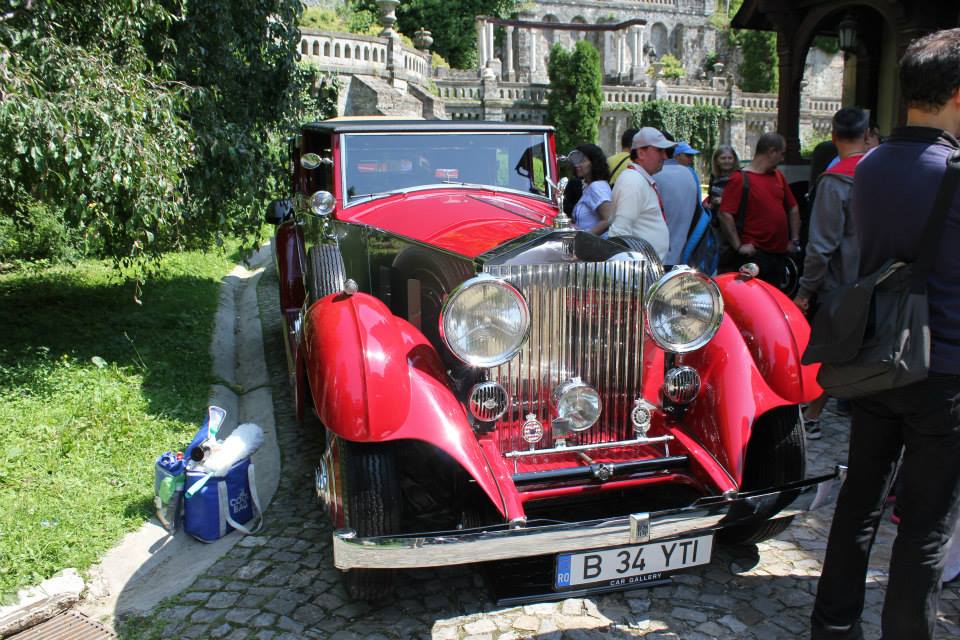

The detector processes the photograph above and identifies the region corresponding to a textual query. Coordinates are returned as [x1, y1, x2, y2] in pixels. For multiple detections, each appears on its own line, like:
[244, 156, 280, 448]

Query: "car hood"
[337, 189, 557, 258]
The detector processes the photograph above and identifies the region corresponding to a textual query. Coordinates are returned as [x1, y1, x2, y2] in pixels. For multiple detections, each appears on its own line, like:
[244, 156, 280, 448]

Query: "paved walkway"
[117, 259, 960, 640]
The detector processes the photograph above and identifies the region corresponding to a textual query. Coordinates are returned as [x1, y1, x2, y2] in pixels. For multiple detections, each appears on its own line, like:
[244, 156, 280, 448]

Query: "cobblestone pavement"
[118, 263, 960, 639]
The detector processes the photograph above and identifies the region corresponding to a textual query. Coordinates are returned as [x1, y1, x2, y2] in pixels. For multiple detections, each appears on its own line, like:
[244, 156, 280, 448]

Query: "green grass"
[0, 249, 236, 601]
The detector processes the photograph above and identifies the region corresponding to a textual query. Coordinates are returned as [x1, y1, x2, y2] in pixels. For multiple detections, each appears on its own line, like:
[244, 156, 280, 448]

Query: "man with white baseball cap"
[609, 127, 674, 259]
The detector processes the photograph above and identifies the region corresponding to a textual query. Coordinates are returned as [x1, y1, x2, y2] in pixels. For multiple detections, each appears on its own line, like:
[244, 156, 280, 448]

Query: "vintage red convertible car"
[266, 118, 843, 601]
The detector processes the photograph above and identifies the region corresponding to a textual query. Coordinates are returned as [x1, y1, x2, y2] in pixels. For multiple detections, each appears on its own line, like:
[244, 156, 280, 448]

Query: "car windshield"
[342, 132, 551, 203]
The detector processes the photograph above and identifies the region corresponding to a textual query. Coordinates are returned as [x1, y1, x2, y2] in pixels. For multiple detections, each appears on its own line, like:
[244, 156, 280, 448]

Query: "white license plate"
[555, 534, 713, 589]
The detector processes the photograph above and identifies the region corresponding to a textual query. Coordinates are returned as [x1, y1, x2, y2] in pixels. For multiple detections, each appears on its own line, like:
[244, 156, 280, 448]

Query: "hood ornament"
[551, 176, 572, 229]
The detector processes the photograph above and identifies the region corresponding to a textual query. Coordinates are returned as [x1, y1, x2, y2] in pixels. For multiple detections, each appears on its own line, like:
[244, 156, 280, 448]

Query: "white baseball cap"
[631, 127, 677, 150]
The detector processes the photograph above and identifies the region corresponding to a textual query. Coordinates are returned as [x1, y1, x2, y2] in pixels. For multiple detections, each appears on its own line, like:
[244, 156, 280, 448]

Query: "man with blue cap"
[674, 141, 700, 165]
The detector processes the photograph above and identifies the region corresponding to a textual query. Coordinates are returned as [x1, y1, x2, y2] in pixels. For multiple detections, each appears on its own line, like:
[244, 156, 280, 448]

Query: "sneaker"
[805, 418, 822, 440]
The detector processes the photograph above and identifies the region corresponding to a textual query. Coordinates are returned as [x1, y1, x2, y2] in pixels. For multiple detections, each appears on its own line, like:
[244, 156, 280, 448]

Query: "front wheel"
[340, 441, 401, 600]
[719, 405, 806, 545]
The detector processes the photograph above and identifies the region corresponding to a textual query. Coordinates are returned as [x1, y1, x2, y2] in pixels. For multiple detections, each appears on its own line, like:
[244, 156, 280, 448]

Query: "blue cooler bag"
[183, 458, 262, 542]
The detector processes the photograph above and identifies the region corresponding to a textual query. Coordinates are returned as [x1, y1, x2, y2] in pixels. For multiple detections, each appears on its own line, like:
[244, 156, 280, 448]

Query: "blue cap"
[674, 141, 700, 155]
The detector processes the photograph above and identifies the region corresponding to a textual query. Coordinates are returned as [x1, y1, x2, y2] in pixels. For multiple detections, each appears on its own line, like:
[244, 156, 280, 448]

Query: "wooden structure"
[733, 1, 960, 162]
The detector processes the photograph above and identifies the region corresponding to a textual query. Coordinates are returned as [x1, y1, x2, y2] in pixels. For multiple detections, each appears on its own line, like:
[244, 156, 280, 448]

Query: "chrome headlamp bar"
[504, 434, 674, 458]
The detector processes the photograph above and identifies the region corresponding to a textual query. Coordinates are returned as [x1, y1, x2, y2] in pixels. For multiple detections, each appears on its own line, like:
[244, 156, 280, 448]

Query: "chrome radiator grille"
[485, 261, 648, 454]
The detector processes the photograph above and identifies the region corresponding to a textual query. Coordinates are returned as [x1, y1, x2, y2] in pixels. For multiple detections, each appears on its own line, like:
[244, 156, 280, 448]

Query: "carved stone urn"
[377, 0, 400, 37]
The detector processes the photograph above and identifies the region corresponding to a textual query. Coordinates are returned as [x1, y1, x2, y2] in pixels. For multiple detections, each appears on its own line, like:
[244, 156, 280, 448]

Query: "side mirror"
[265, 199, 293, 225]
[301, 152, 333, 170]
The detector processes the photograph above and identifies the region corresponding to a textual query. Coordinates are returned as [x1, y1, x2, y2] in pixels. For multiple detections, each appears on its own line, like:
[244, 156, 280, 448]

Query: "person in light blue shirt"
[654, 142, 700, 264]
[674, 141, 703, 196]
[568, 143, 613, 236]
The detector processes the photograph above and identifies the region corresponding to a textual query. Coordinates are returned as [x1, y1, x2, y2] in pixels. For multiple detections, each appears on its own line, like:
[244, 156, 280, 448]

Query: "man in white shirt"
[609, 127, 674, 259]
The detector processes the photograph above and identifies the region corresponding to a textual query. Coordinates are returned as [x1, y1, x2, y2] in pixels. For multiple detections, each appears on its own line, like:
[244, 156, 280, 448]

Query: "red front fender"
[303, 292, 506, 516]
[676, 274, 820, 486]
[714, 273, 821, 404]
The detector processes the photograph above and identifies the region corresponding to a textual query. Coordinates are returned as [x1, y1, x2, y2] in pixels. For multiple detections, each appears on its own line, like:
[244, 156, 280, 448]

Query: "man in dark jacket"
[811, 29, 960, 640]
[794, 107, 869, 439]
[795, 107, 869, 310]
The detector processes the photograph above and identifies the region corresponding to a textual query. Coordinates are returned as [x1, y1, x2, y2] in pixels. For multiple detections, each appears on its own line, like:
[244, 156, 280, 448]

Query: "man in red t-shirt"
[718, 132, 801, 285]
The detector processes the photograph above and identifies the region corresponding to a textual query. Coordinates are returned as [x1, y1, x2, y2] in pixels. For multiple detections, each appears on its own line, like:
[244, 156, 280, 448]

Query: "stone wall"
[513, 0, 717, 83]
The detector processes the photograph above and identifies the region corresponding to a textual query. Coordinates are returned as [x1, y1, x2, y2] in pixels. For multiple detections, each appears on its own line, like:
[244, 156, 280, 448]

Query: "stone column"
[728, 84, 746, 155]
[504, 25, 515, 81]
[487, 22, 495, 66]
[617, 31, 625, 76]
[477, 18, 487, 68]
[633, 28, 641, 68]
[529, 27, 537, 76]
[631, 26, 645, 83]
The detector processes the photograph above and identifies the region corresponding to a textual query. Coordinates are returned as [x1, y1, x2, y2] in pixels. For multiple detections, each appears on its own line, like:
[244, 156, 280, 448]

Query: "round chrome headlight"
[552, 377, 601, 432]
[645, 267, 723, 353]
[440, 275, 530, 367]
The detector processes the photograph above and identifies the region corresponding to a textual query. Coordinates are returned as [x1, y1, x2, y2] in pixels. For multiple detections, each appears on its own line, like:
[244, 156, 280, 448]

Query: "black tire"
[340, 441, 401, 600]
[391, 247, 474, 348]
[308, 244, 346, 302]
[719, 405, 806, 545]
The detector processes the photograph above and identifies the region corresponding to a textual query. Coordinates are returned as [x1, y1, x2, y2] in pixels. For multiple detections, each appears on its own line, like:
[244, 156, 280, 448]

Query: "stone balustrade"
[299, 28, 431, 86]
[809, 97, 842, 113]
[741, 93, 780, 112]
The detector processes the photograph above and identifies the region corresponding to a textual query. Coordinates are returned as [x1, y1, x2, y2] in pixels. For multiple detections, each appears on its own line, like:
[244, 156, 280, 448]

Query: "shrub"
[655, 54, 686, 79]
[628, 100, 729, 167]
[547, 40, 604, 154]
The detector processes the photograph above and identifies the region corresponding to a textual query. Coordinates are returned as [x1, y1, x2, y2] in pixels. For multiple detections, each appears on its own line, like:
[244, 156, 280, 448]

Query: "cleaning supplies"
[182, 418, 264, 542]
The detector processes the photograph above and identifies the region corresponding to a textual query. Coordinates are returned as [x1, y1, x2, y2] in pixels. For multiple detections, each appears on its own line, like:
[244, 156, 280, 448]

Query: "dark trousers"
[811, 374, 960, 639]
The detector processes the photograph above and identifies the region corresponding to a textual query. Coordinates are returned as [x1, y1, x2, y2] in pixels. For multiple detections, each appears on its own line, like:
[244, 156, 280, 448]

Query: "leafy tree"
[736, 30, 778, 93]
[301, 4, 378, 35]
[0, 0, 306, 270]
[354, 0, 518, 69]
[546, 40, 603, 154]
[708, 0, 779, 93]
[654, 54, 685, 80]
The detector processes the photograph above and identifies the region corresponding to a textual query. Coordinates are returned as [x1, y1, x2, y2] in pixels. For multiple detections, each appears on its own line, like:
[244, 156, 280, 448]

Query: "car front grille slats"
[485, 261, 647, 455]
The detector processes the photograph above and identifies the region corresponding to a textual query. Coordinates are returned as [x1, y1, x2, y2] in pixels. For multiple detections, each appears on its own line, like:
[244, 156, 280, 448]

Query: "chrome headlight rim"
[645, 266, 723, 354]
[439, 274, 530, 368]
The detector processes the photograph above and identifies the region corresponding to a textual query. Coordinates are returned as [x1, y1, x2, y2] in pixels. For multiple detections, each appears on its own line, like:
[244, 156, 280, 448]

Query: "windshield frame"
[339, 131, 555, 209]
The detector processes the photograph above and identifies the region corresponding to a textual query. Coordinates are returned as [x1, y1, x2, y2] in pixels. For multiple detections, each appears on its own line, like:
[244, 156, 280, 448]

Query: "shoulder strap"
[611, 155, 630, 179]
[911, 150, 960, 291]
[222, 462, 263, 535]
[735, 170, 750, 232]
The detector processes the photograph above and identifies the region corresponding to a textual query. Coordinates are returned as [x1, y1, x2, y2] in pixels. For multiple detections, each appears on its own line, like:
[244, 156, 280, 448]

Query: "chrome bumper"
[332, 466, 846, 570]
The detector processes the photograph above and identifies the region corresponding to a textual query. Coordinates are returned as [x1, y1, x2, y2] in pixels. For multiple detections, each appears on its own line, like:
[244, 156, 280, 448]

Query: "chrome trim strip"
[332, 467, 846, 570]
[504, 435, 674, 458]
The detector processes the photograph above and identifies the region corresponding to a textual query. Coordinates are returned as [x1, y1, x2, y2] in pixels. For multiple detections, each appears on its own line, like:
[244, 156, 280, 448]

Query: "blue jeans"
[811, 374, 960, 640]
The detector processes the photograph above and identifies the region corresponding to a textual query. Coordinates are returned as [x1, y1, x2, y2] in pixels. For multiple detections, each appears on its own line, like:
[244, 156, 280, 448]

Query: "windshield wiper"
[348, 190, 403, 203]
